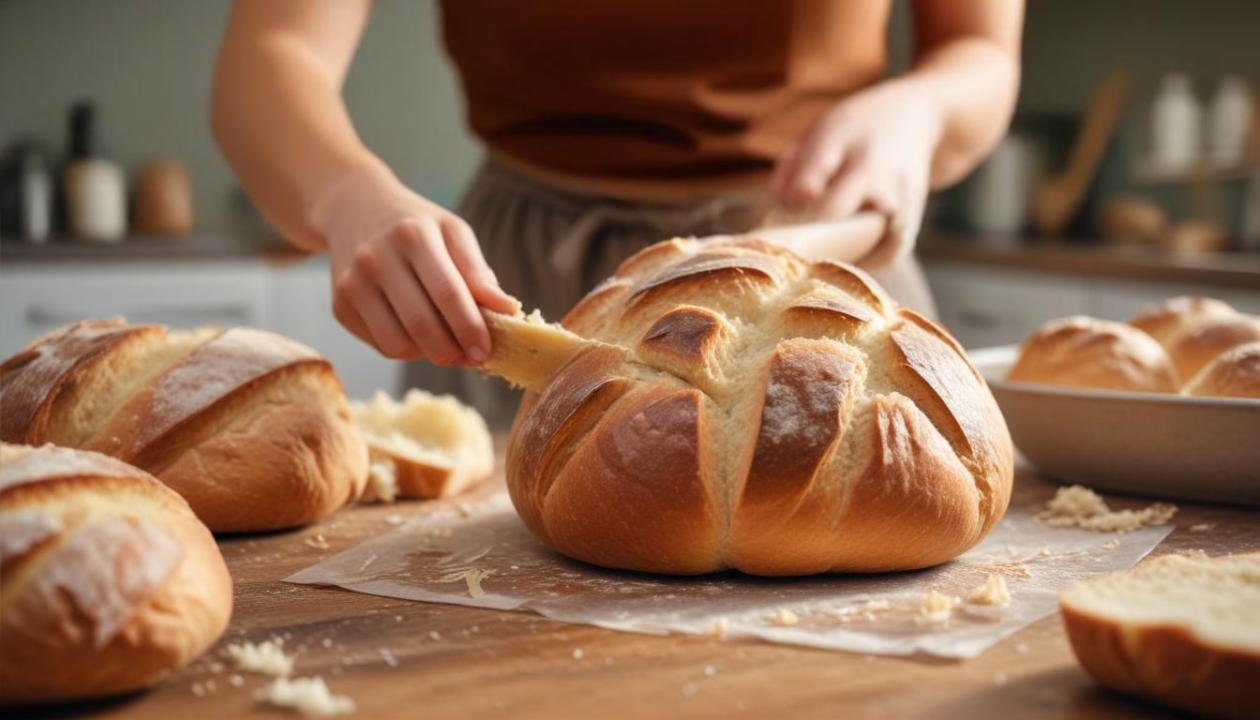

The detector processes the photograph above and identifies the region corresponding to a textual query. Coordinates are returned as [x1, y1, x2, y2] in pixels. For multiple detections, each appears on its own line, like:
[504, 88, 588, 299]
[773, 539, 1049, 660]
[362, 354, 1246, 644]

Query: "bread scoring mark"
[811, 261, 890, 317]
[629, 251, 779, 303]
[639, 306, 726, 362]
[742, 339, 861, 507]
[784, 284, 877, 329]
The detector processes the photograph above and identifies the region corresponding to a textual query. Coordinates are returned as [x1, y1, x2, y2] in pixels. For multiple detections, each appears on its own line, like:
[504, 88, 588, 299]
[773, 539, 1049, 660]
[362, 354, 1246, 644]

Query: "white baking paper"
[285, 493, 1171, 659]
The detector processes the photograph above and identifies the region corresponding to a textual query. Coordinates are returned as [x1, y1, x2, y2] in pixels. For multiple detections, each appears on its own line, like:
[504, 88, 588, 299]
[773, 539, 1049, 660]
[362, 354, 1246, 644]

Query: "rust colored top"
[440, 0, 891, 199]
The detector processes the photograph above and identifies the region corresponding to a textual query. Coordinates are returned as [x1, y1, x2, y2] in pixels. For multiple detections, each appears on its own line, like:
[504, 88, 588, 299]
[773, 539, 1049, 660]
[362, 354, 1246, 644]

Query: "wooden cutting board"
[29, 440, 1259, 720]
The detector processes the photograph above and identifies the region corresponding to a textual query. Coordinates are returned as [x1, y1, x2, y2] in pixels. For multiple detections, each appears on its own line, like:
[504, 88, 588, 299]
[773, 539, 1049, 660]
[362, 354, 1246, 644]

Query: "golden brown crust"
[506, 239, 1014, 576]
[1008, 316, 1180, 393]
[1127, 295, 1236, 349]
[1167, 315, 1260, 384]
[1062, 601, 1259, 720]
[1183, 342, 1260, 400]
[0, 444, 231, 703]
[0, 321, 368, 532]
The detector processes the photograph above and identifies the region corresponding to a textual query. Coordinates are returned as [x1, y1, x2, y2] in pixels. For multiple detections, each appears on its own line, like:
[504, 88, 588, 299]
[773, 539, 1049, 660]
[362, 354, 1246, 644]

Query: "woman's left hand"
[770, 80, 944, 265]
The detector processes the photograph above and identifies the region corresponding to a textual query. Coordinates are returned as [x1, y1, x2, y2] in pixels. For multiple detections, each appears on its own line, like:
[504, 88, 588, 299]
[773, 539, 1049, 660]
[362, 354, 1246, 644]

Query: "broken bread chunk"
[353, 390, 494, 501]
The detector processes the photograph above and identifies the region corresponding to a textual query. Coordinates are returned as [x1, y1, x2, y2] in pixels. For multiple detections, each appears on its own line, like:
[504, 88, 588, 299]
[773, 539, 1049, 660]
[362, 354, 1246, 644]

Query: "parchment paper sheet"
[286, 494, 1170, 659]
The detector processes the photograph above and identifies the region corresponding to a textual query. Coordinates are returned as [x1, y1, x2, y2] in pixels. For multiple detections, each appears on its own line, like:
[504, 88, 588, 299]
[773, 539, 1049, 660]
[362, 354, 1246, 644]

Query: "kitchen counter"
[17, 441, 1257, 720]
[919, 234, 1260, 290]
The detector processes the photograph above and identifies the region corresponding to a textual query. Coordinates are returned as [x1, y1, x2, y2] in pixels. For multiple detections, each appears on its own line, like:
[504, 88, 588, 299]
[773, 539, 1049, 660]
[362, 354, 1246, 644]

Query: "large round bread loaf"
[0, 443, 232, 703]
[505, 238, 1013, 576]
[0, 319, 368, 531]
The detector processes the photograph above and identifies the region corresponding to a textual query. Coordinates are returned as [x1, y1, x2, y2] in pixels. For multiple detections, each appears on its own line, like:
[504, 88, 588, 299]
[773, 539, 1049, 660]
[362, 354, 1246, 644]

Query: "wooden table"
[20, 451, 1259, 720]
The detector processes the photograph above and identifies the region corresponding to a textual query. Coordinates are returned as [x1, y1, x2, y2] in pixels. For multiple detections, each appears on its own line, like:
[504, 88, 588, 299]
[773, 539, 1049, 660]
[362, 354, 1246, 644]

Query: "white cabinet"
[0, 257, 400, 400]
[925, 260, 1260, 349]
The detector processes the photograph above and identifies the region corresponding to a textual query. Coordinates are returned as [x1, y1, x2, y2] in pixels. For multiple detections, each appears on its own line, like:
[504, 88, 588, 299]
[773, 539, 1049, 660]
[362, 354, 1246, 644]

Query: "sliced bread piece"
[352, 389, 494, 501]
[1060, 553, 1260, 720]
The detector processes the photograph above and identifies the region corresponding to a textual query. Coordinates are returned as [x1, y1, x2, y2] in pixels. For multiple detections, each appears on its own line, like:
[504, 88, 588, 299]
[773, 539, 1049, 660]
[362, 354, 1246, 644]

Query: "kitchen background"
[2, 0, 1258, 400]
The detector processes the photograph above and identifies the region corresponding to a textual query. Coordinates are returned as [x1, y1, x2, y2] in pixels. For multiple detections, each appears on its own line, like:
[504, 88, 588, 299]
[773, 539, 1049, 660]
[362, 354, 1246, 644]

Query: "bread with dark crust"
[504, 238, 1013, 576]
[0, 319, 367, 531]
[0, 443, 232, 703]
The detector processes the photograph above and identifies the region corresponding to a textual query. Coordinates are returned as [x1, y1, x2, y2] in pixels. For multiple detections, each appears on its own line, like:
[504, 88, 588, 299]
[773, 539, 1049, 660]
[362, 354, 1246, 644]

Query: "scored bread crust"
[505, 238, 1013, 576]
[1126, 295, 1237, 350]
[0, 319, 368, 532]
[1060, 554, 1260, 720]
[1007, 316, 1180, 392]
[1166, 314, 1260, 385]
[1183, 342, 1260, 400]
[0, 443, 232, 704]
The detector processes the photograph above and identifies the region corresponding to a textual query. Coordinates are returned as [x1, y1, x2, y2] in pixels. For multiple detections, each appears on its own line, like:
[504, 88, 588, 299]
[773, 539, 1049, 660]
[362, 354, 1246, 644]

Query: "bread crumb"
[1190, 523, 1215, 532]
[191, 682, 206, 697]
[771, 608, 799, 626]
[1101, 539, 1120, 550]
[362, 461, 399, 503]
[1039, 485, 1176, 533]
[229, 674, 244, 688]
[254, 676, 354, 716]
[704, 665, 717, 676]
[920, 590, 961, 620]
[1015, 643, 1029, 654]
[378, 648, 398, 668]
[385, 513, 404, 525]
[224, 641, 295, 678]
[304, 534, 330, 550]
[207, 661, 224, 674]
[708, 619, 730, 637]
[967, 574, 1011, 606]
[428, 631, 441, 641]
[572, 649, 583, 660]
[322, 638, 333, 648]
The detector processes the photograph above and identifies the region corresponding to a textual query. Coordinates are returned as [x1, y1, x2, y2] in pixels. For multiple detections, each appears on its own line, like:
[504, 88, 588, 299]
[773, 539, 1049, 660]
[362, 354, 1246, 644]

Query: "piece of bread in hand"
[352, 389, 494, 501]
[1060, 553, 1260, 720]
[0, 443, 232, 704]
[1127, 295, 1237, 349]
[1167, 314, 1260, 384]
[1183, 341, 1260, 400]
[1008, 316, 1179, 392]
[0, 318, 368, 532]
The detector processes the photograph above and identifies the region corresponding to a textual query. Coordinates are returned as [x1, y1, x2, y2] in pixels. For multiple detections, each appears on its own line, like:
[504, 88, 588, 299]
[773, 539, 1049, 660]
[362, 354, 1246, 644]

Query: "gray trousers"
[405, 159, 935, 429]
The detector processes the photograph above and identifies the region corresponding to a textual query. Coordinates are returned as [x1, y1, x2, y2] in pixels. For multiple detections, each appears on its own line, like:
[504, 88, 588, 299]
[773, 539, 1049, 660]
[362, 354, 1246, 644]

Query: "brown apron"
[405, 158, 935, 428]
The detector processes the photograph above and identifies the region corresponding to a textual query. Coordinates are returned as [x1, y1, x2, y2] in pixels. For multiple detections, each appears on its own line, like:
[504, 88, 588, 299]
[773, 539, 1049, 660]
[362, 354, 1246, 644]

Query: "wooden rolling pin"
[478, 214, 893, 392]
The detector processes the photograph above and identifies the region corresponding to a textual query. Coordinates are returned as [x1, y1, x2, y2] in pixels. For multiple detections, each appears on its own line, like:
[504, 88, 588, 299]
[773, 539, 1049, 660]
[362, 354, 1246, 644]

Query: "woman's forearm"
[211, 0, 388, 250]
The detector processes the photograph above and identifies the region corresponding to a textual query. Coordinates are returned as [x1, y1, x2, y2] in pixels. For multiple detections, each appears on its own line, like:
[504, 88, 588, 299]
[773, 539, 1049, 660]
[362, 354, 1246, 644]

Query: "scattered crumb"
[1190, 523, 1215, 532]
[378, 648, 398, 668]
[229, 674, 244, 688]
[681, 682, 699, 698]
[1101, 539, 1120, 551]
[191, 682, 206, 697]
[572, 649, 584, 660]
[207, 661, 225, 674]
[770, 608, 799, 626]
[394, 615, 403, 622]
[254, 676, 354, 716]
[205, 680, 217, 692]
[304, 534, 331, 550]
[224, 641, 295, 678]
[920, 590, 961, 621]
[704, 665, 717, 677]
[1015, 644, 1029, 654]
[708, 619, 730, 638]
[428, 631, 441, 641]
[967, 574, 1011, 606]
[385, 513, 404, 525]
[322, 638, 333, 649]
[1039, 485, 1176, 533]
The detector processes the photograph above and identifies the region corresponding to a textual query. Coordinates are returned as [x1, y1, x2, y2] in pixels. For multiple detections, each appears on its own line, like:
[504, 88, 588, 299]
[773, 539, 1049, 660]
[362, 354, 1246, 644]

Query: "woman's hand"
[311, 165, 519, 366]
[770, 80, 944, 265]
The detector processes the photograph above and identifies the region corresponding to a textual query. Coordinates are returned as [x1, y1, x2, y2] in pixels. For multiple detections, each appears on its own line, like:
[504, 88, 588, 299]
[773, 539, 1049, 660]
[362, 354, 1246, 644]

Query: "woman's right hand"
[310, 164, 520, 366]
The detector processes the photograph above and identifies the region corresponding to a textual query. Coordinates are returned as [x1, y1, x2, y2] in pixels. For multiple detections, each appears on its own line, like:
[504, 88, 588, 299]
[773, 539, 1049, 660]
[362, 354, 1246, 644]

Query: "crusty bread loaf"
[1007, 316, 1179, 392]
[1127, 295, 1237, 349]
[1166, 314, 1260, 384]
[0, 319, 368, 532]
[500, 237, 1013, 576]
[1060, 553, 1260, 720]
[352, 389, 494, 501]
[0, 443, 232, 703]
[1183, 341, 1260, 400]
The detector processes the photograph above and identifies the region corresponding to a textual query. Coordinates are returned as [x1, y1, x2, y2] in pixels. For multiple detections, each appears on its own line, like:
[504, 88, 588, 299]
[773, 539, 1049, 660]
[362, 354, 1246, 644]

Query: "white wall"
[0, 0, 481, 233]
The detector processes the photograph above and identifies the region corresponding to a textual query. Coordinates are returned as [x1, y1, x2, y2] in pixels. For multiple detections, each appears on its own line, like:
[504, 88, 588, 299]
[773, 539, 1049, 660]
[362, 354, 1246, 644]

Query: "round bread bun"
[1182, 341, 1260, 400]
[506, 237, 1013, 576]
[1167, 314, 1260, 383]
[0, 443, 232, 704]
[1007, 316, 1179, 392]
[1127, 296, 1237, 349]
[1060, 553, 1260, 720]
